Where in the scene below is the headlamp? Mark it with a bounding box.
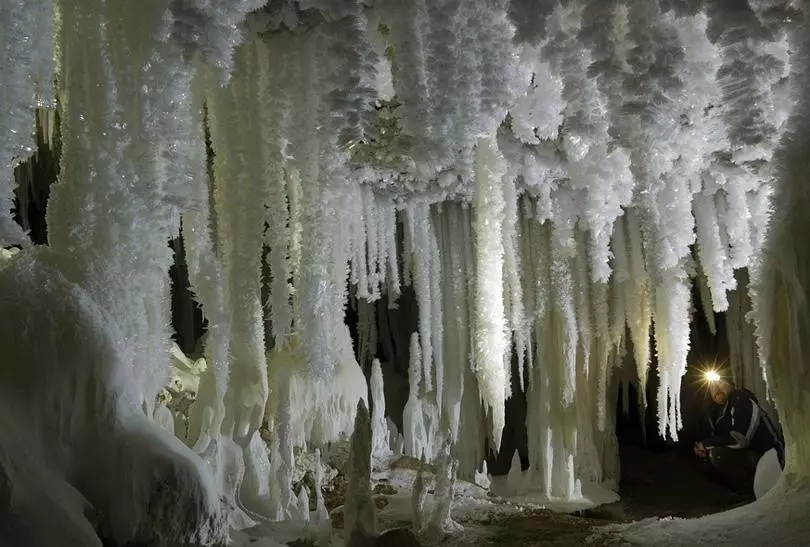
[704,369,721,384]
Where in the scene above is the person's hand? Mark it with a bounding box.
[694,441,707,458]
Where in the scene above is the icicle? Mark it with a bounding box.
[437,203,469,444]
[403,332,427,459]
[695,257,718,335]
[383,202,402,303]
[275,373,295,519]
[502,174,527,392]
[693,186,735,312]
[592,280,611,432]
[472,135,509,450]
[364,188,383,300]
[256,36,293,348]
[207,43,270,441]
[717,176,755,271]
[653,275,692,440]
[405,203,435,394]
[623,211,652,409]
[573,228,592,379]
[549,222,579,407]
[429,214,445,413]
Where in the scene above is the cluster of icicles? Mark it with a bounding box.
[0,0,797,525]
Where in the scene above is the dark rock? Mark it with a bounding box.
[373,483,397,496]
[375,527,421,547]
[374,496,389,511]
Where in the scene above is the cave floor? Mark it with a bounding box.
[420,444,754,546]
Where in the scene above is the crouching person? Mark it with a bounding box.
[693,375,784,494]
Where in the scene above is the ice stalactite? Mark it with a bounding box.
[619,3,698,439]
[29,0,264,541]
[502,173,528,391]
[257,35,293,350]
[272,372,295,520]
[403,332,428,460]
[403,203,438,400]
[751,13,810,475]
[695,256,718,335]
[357,298,379,368]
[621,210,653,410]
[429,211,445,413]
[554,1,634,286]
[289,6,382,380]
[207,42,270,448]
[727,269,771,411]
[290,34,335,381]
[436,202,474,464]
[472,135,510,453]
[653,275,693,440]
[693,188,735,312]
[527,217,581,500]
[0,0,53,247]
[549,220,579,408]
[592,279,612,433]
[524,211,553,496]
[264,330,367,449]
[182,80,230,455]
[344,399,377,547]
[382,201,402,303]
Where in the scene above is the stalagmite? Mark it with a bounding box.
[370,358,391,461]
[344,400,377,547]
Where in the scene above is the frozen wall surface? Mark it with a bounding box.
[0,0,809,544]
[601,5,810,546]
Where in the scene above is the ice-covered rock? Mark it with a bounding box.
[754,448,783,500]
[0,248,228,545]
[266,329,367,448]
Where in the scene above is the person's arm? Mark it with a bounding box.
[701,431,736,448]
[703,394,759,449]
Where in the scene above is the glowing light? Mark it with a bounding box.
[704,369,721,384]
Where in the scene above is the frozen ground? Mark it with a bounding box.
[232,444,757,546]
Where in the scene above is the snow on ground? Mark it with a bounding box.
[594,473,810,546]
[229,444,777,546]
[327,460,619,546]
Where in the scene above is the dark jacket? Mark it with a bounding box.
[703,388,784,466]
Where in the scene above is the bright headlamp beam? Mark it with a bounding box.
[704,369,721,384]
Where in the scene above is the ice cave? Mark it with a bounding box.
[2,0,810,546]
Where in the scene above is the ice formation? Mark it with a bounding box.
[1,0,810,544]
[343,400,377,547]
[370,358,392,461]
